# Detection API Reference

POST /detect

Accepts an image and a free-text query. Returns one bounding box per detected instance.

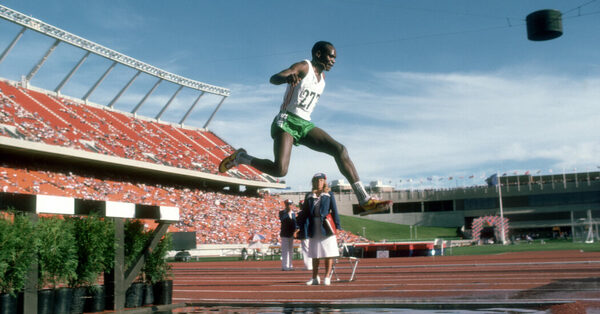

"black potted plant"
[36,215,78,314]
[67,215,114,313]
[0,211,37,314]
[143,232,173,305]
[124,219,148,308]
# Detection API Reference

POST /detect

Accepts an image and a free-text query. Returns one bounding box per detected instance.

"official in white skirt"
[296,172,341,286]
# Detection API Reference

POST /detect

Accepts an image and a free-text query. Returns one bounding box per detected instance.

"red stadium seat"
[0,80,271,181]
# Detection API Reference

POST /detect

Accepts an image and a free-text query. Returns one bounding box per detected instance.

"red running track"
[171,250,600,311]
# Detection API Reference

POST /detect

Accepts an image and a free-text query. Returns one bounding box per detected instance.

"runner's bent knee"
[274,164,289,177]
[271,159,289,177]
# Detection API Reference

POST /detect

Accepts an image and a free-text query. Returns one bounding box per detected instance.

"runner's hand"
[287,73,301,86]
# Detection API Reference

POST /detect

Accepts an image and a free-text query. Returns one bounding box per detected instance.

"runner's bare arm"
[270,61,308,86]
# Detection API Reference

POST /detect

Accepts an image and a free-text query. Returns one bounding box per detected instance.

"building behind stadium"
[281,172,600,239]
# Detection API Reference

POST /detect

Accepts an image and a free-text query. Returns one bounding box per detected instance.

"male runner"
[219,41,390,214]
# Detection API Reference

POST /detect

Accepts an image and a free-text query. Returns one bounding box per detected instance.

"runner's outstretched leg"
[218,130,294,177]
[300,127,391,214]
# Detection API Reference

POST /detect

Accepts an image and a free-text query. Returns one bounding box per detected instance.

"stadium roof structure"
[0,4,285,190]
[0,4,229,128]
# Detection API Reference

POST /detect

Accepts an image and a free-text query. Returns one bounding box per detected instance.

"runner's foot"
[218,148,246,173]
[357,198,392,216]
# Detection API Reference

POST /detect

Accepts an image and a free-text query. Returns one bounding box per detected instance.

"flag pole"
[497,172,507,245]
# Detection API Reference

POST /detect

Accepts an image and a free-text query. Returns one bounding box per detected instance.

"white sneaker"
[306,276,320,285]
[323,277,331,286]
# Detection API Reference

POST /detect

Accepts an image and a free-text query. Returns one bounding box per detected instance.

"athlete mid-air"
[219,41,391,214]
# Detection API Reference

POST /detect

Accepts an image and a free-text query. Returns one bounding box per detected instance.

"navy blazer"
[279,210,297,238]
[298,191,341,238]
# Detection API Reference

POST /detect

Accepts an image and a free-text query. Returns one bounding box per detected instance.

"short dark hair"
[312,41,334,58]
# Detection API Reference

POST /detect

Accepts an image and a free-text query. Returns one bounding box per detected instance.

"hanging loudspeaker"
[526,9,563,41]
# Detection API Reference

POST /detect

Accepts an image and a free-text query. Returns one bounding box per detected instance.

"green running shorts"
[271,112,315,146]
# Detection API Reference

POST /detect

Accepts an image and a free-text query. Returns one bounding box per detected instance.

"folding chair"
[331,243,359,282]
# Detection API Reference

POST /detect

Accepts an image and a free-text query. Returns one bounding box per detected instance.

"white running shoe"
[323,277,331,286]
[306,276,320,286]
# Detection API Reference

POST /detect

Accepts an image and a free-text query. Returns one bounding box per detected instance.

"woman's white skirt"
[308,217,339,259]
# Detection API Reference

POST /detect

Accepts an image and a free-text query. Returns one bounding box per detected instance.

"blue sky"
[0,1,599,191]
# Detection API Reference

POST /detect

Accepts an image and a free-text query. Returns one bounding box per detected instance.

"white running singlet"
[279,60,325,121]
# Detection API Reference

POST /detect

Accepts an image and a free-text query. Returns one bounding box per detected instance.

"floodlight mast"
[0,4,230,127]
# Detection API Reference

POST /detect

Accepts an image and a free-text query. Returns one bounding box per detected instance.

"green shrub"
[124,220,148,272]
[67,215,114,288]
[36,216,78,288]
[143,232,172,284]
[0,212,38,296]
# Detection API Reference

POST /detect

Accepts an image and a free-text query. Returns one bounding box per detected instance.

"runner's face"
[317,46,336,71]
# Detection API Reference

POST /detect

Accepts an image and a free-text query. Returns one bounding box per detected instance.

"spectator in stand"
[297,172,341,286]
[279,199,296,271]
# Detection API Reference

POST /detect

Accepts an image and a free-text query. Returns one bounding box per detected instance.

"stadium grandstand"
[0,4,367,245]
